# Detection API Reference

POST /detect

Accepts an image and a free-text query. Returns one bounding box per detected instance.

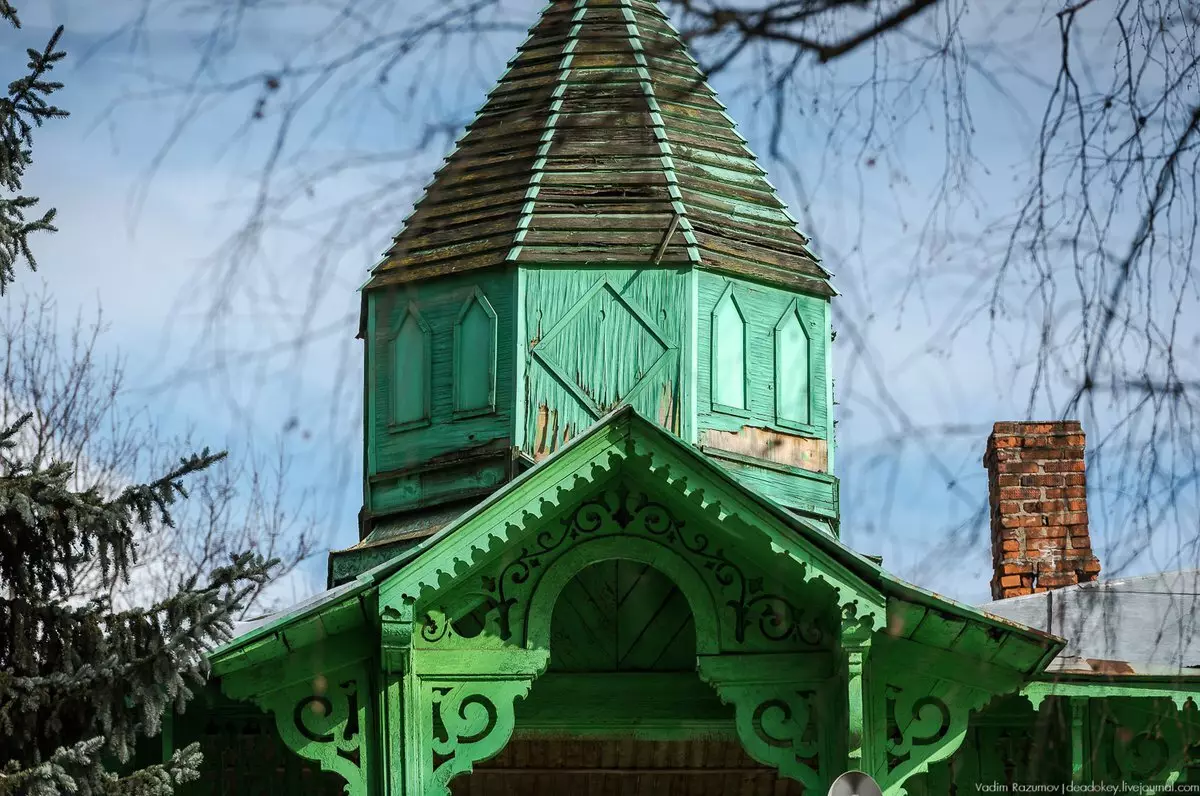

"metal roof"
[980,570,1200,676]
[228,576,365,640]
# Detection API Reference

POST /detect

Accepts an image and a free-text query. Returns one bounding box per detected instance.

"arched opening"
[450,560,805,795]
[547,559,696,673]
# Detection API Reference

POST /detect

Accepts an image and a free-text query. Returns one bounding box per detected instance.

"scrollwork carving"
[697,655,826,789]
[750,692,820,757]
[622,487,825,647]
[886,684,952,770]
[424,679,533,795]
[262,674,370,796]
[719,689,823,787]
[875,674,993,795]
[419,599,500,645]
[1105,700,1187,784]
[442,486,826,649]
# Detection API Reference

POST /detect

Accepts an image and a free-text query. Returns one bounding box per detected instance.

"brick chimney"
[984,421,1101,600]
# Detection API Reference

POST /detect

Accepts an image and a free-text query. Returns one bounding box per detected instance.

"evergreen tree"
[0,2,66,294]
[0,6,275,794]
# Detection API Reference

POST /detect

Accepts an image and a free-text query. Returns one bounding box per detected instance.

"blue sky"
[7,0,1194,605]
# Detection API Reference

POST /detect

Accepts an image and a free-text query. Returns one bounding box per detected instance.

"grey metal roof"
[228,576,365,639]
[980,570,1200,676]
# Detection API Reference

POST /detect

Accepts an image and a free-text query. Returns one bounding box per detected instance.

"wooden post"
[1070,696,1089,784]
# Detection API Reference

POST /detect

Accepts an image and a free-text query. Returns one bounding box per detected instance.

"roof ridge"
[642,2,818,252]
[621,0,700,262]
[505,0,586,263]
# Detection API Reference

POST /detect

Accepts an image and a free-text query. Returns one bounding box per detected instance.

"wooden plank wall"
[524,266,687,458]
[548,560,696,672]
[368,269,515,513]
[454,738,807,796]
[695,271,836,517]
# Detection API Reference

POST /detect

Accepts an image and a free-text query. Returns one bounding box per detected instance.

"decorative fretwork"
[875,680,993,795]
[698,653,829,789]
[419,485,827,651]
[886,684,953,770]
[425,680,531,793]
[1101,699,1191,788]
[259,673,371,796]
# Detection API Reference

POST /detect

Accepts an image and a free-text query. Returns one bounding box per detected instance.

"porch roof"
[982,570,1200,678]
[214,406,1063,676]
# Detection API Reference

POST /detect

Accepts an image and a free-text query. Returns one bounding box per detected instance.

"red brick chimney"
[984,421,1101,600]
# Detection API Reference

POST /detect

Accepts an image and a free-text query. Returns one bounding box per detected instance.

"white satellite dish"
[828,771,883,796]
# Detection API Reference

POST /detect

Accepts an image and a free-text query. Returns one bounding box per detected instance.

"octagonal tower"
[333,0,836,584]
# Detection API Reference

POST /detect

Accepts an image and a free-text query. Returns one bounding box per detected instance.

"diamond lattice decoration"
[532,280,674,418]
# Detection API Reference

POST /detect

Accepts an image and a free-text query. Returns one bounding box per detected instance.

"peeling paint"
[701,426,827,473]
[524,267,686,450]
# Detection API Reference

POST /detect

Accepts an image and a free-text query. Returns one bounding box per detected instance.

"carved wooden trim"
[623,436,887,632]
[870,671,994,795]
[697,653,832,789]
[406,648,549,796]
[252,668,372,796]
[425,679,532,794]
[415,485,834,655]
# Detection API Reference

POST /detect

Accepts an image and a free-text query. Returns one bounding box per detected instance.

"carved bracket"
[1101,698,1193,787]
[875,676,992,796]
[424,679,532,795]
[698,653,832,790]
[257,670,371,796]
[407,647,549,796]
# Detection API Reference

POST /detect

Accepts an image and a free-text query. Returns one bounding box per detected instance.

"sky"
[6,0,1195,607]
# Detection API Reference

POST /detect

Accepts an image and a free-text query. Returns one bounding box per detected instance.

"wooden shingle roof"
[366,0,831,296]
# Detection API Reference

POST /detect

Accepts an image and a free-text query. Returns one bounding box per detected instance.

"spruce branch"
[0,553,274,763]
[0,9,67,293]
[0,737,204,796]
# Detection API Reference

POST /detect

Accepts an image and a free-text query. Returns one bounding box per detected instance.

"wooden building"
[173,0,1200,792]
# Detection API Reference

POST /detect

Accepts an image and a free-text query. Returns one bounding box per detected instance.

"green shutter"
[390,302,431,429]
[453,288,498,417]
[711,283,748,414]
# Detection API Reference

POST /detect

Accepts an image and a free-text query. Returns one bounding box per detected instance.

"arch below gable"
[524,534,722,656]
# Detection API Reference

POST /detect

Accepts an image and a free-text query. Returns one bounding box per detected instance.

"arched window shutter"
[775,300,813,430]
[711,284,748,413]
[453,288,498,416]
[390,302,431,427]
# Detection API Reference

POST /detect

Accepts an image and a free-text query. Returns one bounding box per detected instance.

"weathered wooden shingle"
[366,0,830,295]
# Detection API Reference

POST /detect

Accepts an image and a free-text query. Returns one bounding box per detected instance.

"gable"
[372,408,1062,669]
[377,410,887,647]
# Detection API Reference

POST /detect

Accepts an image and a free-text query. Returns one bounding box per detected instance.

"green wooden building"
[174,0,1200,792]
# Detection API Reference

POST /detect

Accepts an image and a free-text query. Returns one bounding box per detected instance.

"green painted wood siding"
[696,271,836,518]
[697,272,829,438]
[368,269,515,511]
[523,266,687,455]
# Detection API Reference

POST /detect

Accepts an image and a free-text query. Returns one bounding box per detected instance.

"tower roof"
[366,0,831,296]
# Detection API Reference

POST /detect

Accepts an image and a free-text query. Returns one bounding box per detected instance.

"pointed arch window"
[453,288,498,417]
[775,299,814,431]
[389,302,431,429]
[711,283,748,415]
